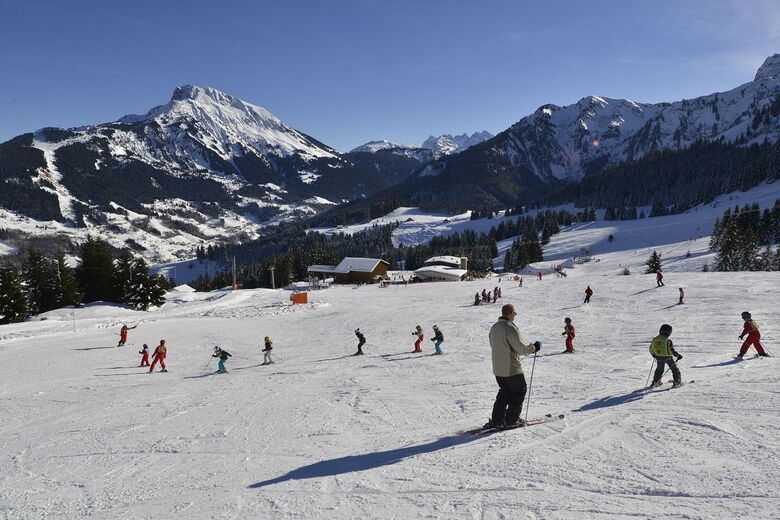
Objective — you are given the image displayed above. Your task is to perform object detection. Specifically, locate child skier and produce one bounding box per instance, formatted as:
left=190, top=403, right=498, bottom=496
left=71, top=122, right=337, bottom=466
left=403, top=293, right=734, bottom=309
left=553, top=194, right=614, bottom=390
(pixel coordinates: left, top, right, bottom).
left=354, top=329, right=366, bottom=356
left=149, top=340, right=168, bottom=373
left=649, top=324, right=682, bottom=388
left=562, top=317, right=575, bottom=353
left=138, top=344, right=150, bottom=367
left=117, top=323, right=138, bottom=347
left=738, top=312, right=769, bottom=358
left=431, top=325, right=444, bottom=355
left=678, top=287, right=685, bottom=305
left=213, top=346, right=232, bottom=373
left=474, top=293, right=481, bottom=306
left=412, top=325, right=424, bottom=353
left=656, top=271, right=665, bottom=287
left=262, top=336, right=274, bottom=365
left=584, top=286, right=593, bottom=304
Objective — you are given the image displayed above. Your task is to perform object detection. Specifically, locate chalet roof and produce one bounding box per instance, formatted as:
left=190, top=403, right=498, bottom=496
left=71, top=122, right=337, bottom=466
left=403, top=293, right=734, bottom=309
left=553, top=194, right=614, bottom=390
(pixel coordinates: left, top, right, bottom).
left=308, top=257, right=389, bottom=274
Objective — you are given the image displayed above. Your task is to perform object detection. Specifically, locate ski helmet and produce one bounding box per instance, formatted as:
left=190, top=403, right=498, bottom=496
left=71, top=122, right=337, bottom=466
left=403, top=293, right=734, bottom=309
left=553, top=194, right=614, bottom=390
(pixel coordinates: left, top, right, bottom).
left=214, top=346, right=220, bottom=352
left=433, top=325, right=439, bottom=330
left=659, top=324, right=673, bottom=336
left=564, top=317, right=572, bottom=324
left=415, top=325, right=421, bottom=330
left=741, top=311, right=751, bottom=320
left=264, top=336, right=270, bottom=341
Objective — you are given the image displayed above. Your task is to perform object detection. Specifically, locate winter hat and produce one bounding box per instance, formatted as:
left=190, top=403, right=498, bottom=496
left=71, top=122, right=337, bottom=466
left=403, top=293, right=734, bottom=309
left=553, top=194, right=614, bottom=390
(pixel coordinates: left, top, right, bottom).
left=564, top=317, right=572, bottom=324
left=214, top=346, right=220, bottom=352
left=433, top=325, right=439, bottom=330
left=741, top=311, right=751, bottom=319
left=355, top=328, right=360, bottom=333
left=415, top=325, right=421, bottom=330
left=264, top=336, right=270, bottom=341
left=142, top=343, right=148, bottom=349
left=659, top=324, right=673, bottom=336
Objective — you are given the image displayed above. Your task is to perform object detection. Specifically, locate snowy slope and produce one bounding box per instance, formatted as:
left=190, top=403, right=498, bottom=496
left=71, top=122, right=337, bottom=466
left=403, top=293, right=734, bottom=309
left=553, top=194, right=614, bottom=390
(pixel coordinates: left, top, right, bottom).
left=1, top=260, right=778, bottom=518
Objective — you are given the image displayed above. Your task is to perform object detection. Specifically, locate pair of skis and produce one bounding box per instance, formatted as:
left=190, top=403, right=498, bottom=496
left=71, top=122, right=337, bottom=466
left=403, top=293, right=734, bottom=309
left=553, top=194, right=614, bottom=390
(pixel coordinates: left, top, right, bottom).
left=461, top=413, right=565, bottom=436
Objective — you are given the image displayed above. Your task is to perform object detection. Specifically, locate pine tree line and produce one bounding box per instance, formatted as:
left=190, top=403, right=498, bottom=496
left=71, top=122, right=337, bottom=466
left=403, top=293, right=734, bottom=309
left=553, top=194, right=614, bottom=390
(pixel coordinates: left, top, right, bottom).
left=710, top=200, right=780, bottom=271
left=0, top=236, right=171, bottom=324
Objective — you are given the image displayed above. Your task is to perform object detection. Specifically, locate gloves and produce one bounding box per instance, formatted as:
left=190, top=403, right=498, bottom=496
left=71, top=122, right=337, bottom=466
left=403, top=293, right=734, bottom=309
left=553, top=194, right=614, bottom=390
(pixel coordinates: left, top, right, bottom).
left=676, top=355, right=683, bottom=361
left=533, top=341, right=542, bottom=352
left=739, top=335, right=744, bottom=340
left=562, top=332, right=567, bottom=336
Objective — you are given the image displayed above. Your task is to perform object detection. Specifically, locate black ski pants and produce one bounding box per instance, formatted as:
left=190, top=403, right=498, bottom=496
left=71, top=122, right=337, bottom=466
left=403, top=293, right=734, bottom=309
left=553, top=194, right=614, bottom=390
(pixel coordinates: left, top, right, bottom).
left=491, top=374, right=527, bottom=425
left=356, top=339, right=365, bottom=353
left=652, top=356, right=680, bottom=384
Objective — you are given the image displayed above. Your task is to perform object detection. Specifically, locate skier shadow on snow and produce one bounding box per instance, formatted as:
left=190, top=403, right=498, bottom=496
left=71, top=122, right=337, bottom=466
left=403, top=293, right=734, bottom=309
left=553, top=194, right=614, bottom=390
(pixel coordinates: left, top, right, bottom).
left=574, top=388, right=650, bottom=412
left=249, top=434, right=480, bottom=489
left=555, top=305, right=581, bottom=311
left=312, top=355, right=363, bottom=362
left=658, top=303, right=680, bottom=311
left=631, top=288, right=656, bottom=296
left=691, top=358, right=742, bottom=368
left=74, top=346, right=116, bottom=351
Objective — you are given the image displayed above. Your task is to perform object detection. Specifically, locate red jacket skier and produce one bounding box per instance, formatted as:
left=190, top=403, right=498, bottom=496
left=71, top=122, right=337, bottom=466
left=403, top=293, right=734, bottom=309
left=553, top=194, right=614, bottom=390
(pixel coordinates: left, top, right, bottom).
left=738, top=312, right=769, bottom=358
left=138, top=344, right=150, bottom=367
left=584, top=286, right=593, bottom=304
left=412, top=325, right=424, bottom=353
left=562, top=317, right=575, bottom=353
left=117, top=324, right=137, bottom=347
left=149, top=340, right=168, bottom=372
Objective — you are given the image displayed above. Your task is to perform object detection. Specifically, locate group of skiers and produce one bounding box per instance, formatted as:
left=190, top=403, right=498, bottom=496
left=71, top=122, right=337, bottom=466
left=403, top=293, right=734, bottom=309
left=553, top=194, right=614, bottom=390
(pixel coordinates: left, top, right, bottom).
left=137, top=340, right=167, bottom=373
left=483, top=302, right=770, bottom=430
left=475, top=287, right=502, bottom=305
left=411, top=324, right=444, bottom=354
left=116, top=323, right=275, bottom=374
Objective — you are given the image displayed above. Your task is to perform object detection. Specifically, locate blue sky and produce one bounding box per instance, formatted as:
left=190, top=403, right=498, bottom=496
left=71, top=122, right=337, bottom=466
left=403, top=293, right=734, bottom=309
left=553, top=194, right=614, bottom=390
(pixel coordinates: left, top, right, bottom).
left=1, top=0, right=778, bottom=151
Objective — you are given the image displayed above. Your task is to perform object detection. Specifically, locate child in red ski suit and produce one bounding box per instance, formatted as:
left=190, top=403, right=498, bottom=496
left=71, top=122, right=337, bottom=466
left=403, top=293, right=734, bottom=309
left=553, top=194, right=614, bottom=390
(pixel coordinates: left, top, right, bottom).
left=738, top=312, right=769, bottom=358
left=412, top=325, right=424, bottom=353
left=149, top=340, right=168, bottom=372
left=117, top=324, right=137, bottom=347
left=138, top=344, right=150, bottom=367
left=562, top=317, right=575, bottom=353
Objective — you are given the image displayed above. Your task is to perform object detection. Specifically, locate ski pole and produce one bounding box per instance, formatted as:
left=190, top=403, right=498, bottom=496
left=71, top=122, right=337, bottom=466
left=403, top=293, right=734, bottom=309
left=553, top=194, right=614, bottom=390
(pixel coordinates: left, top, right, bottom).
left=524, top=351, right=538, bottom=425
left=645, top=359, right=655, bottom=387
left=201, top=356, right=213, bottom=375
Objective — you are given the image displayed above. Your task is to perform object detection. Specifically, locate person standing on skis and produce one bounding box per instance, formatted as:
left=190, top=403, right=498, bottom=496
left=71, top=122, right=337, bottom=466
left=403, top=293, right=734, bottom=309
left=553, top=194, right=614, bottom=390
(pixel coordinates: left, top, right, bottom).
left=117, top=323, right=137, bottom=347
left=656, top=271, right=665, bottom=287
left=149, top=340, right=168, bottom=373
left=562, top=317, right=575, bottom=353
left=678, top=287, right=685, bottom=305
left=474, top=293, right=481, bottom=306
left=431, top=325, right=444, bottom=355
left=262, top=336, right=274, bottom=365
left=138, top=344, right=150, bottom=367
left=584, top=286, right=593, bottom=304
left=649, top=324, right=682, bottom=388
left=213, top=346, right=232, bottom=373
left=412, top=325, right=424, bottom=353
left=354, top=329, right=366, bottom=356
left=485, top=304, right=541, bottom=430
left=738, top=312, right=769, bottom=358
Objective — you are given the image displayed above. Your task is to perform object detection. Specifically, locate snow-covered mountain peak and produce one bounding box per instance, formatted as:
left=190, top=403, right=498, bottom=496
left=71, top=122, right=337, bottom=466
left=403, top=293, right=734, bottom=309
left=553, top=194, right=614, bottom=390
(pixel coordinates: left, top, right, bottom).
left=754, top=53, right=780, bottom=81
left=119, top=85, right=336, bottom=160
left=421, top=131, right=494, bottom=155
left=351, top=140, right=419, bottom=153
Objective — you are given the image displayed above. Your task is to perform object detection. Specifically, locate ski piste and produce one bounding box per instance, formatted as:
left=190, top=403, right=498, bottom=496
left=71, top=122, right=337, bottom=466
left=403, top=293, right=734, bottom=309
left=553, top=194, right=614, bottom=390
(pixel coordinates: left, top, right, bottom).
left=461, top=413, right=566, bottom=436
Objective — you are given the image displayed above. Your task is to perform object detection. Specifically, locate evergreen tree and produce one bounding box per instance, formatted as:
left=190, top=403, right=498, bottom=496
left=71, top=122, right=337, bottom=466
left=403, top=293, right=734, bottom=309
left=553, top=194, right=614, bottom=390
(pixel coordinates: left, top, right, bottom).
left=113, top=251, right=134, bottom=304
left=644, top=250, right=662, bottom=274
left=54, top=250, right=81, bottom=307
left=22, top=248, right=58, bottom=315
left=0, top=264, right=29, bottom=324
left=77, top=236, right=116, bottom=303
left=127, top=258, right=167, bottom=310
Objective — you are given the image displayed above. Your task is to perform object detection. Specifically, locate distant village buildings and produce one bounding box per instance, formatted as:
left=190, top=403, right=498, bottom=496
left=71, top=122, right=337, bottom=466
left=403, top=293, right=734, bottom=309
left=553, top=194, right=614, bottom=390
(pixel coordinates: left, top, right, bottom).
left=307, top=257, right=389, bottom=284
left=413, top=256, right=468, bottom=282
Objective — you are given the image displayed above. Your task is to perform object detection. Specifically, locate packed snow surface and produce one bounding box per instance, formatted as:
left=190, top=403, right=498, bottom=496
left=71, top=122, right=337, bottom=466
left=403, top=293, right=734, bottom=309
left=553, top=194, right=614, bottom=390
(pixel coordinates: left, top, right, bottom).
left=1, top=251, right=778, bottom=518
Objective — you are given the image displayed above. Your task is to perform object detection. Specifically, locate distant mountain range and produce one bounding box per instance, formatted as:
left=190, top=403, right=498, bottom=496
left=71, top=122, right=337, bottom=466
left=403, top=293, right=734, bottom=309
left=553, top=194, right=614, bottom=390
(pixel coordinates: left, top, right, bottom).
left=351, top=131, right=494, bottom=159
left=2, top=54, right=780, bottom=261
